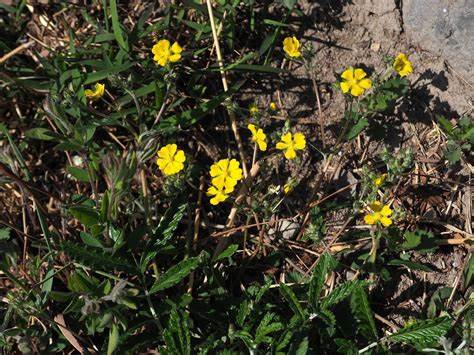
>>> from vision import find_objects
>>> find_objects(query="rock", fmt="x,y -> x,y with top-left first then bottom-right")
370,42 -> 381,52
403,0 -> 474,81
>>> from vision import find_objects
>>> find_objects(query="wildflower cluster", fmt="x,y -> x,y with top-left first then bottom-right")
207,159 -> 243,205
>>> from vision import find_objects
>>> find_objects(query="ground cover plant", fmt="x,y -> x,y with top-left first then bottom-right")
0,1 -> 473,354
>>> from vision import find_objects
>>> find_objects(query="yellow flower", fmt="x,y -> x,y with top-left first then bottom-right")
152,39 -> 183,67
84,83 -> 105,101
249,104 -> 259,116
283,183 -> 292,194
283,36 -> 301,58
364,201 -> 393,227
156,144 -> 186,176
393,53 -> 413,77
276,132 -> 306,160
374,173 -> 387,187
248,124 -> 267,151
209,158 -> 243,192
340,67 -> 372,97
269,102 -> 278,111
207,185 -> 229,205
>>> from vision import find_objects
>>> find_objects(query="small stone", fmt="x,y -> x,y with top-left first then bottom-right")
370,42 -> 381,52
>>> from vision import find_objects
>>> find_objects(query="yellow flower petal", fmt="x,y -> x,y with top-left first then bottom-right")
171,42 -> 183,54
393,53 -> 413,77
84,83 -> 105,101
293,132 -> 306,150
358,78 -> 372,89
380,205 -> 392,217
283,36 -> 301,58
156,158 -> 168,170
364,214 -> 377,225
341,68 -> 354,80
380,216 -> 392,227
280,132 -> 292,144
248,124 -> 257,136
211,176 -> 226,189
257,140 -> 267,151
284,148 -> 297,160
174,150 -> 186,163
276,142 -> 289,150
374,174 -> 387,187
340,81 -> 351,93
354,68 -> 367,80
168,53 -> 181,63
350,85 -> 364,97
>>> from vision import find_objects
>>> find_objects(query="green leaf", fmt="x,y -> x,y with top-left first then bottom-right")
346,118 -> 369,141
107,323 -> 120,355
213,244 -> 238,261
321,280 -> 365,309
282,0 -> 297,10
80,232 -> 103,248
388,259 -> 434,272
69,205 -> 100,228
62,241 -> 136,273
159,79 -> 245,134
141,202 -> 188,273
437,115 -> 454,136
387,316 -> 451,348
42,269 -> 54,293
67,269 -> 98,293
444,143 -> 462,165
67,166 -> 90,182
280,283 -> 306,321
427,287 -> 452,319
110,0 -> 129,51
149,256 -> 201,294
263,19 -> 290,27
0,228 -> 11,240
402,230 -> 437,254
334,339 -> 358,355
294,336 -> 309,355
308,252 -> 337,309
25,128 -> 58,141
350,285 -> 377,340
464,254 -> 474,290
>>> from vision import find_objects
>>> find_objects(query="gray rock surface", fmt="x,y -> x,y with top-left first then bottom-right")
403,0 -> 474,81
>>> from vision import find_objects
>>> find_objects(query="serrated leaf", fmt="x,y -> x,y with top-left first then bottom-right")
69,205 -> 100,228
308,252 -> 337,309
387,316 -> 451,347
25,128 -> 58,141
350,285 -> 377,340
321,280 -> 365,309
107,323 -> 119,355
149,256 -> 200,294
62,241 -> 136,273
255,312 -> 283,344
280,283 -> 306,321
213,244 -> 238,261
